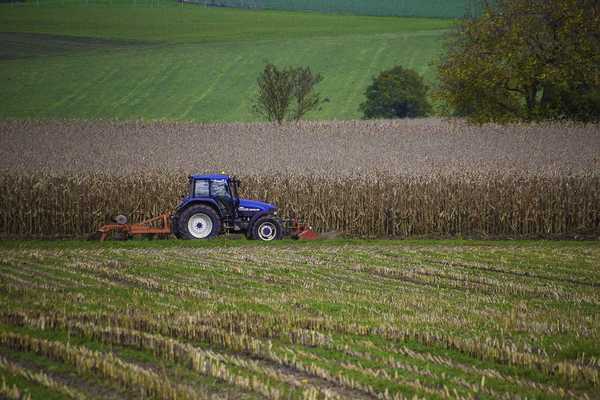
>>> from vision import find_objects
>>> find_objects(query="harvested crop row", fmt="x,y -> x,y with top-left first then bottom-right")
1,243 -> 599,398
5,244 -> 599,345
1,315 -> 353,400
0,332 -> 204,400
4,309 -> 596,393
0,377 -> 31,400
1,312 -> 484,399
0,356 -> 88,400
3,314 -> 575,399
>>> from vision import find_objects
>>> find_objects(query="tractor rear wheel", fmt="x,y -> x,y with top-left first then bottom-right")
250,216 -> 283,241
177,205 -> 221,240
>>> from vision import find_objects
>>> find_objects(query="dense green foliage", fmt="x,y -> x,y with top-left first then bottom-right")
360,65 -> 431,119
437,0 -> 600,123
1,240 -> 599,399
193,0 -> 476,18
0,1 -> 452,122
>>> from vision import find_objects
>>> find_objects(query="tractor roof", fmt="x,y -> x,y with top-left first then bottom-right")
190,173 -> 230,180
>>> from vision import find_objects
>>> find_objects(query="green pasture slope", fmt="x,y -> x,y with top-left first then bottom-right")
0,0 -> 454,122
0,239 -> 599,399
194,0 -> 475,18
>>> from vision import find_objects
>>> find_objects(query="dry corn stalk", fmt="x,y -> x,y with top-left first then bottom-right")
0,171 -> 599,239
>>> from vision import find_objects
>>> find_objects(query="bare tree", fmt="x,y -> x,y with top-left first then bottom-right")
292,66 -> 323,121
253,63 -> 323,124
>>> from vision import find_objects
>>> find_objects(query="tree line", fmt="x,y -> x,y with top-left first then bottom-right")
253,0 -> 599,124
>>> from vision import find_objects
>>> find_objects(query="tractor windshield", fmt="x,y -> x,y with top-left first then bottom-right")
211,179 -> 229,197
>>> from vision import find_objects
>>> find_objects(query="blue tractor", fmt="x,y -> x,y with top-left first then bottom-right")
173,174 -> 285,241
95,174 -> 317,241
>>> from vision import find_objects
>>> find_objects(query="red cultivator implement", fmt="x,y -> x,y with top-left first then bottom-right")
94,213 -> 318,241
95,214 -> 172,241
95,214 -> 319,241
286,219 -> 319,240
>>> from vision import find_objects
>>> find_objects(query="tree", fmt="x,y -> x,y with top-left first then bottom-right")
437,0 -> 600,123
253,64 -> 295,124
253,64 -> 323,124
360,66 -> 431,119
292,66 -> 323,121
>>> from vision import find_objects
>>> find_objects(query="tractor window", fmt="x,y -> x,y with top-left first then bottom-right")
194,180 -> 209,197
211,179 -> 230,198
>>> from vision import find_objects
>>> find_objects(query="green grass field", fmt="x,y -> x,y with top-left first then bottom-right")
1,239 -> 599,399
0,1 -> 453,122
185,0 -> 472,19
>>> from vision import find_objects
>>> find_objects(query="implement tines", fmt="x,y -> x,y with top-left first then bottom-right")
95,213 -> 173,241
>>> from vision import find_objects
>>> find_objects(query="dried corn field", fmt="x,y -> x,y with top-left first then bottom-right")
2,119 -> 600,176
1,172 -> 600,239
1,119 -> 599,238
1,241 -> 600,399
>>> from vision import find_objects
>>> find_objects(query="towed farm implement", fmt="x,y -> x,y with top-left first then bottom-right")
94,174 -> 318,241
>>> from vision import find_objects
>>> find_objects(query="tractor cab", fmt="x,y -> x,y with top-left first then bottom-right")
186,174 -> 276,217
188,174 -> 240,218
173,174 -> 283,240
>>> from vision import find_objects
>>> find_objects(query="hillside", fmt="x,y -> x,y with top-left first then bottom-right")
190,0 -> 476,18
0,1 -> 453,122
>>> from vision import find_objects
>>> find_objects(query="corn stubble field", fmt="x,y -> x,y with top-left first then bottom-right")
0,240 -> 599,400
1,119 -> 599,239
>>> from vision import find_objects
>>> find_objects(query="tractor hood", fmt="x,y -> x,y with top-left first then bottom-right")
238,199 -> 276,213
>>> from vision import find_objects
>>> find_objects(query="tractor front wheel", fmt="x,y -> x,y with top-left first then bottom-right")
250,216 -> 283,241
177,205 -> 221,240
